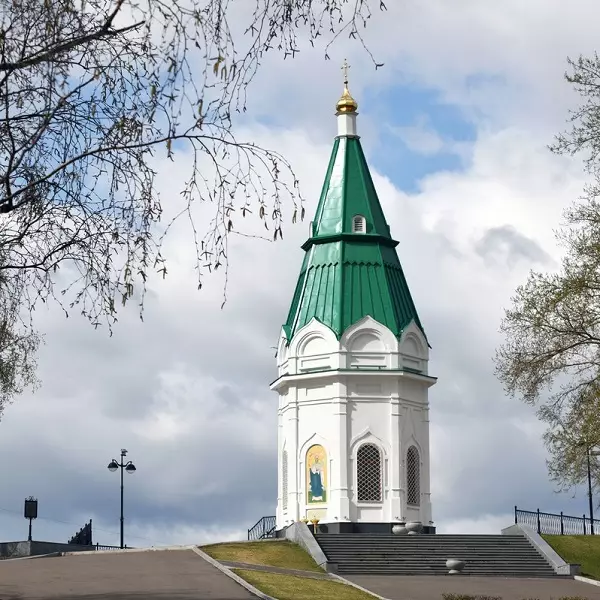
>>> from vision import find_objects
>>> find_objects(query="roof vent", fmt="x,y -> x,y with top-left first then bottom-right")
352,215 -> 366,233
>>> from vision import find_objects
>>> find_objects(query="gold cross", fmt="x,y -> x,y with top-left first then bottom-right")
342,58 -> 350,85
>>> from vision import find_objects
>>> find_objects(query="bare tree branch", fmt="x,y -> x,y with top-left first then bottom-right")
0,0 -> 384,415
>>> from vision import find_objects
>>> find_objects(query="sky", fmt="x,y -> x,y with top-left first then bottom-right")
1,0 -> 599,548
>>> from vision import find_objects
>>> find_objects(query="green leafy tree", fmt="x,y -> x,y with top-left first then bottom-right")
495,53 -> 600,489
496,54 -> 600,410
540,388 -> 600,501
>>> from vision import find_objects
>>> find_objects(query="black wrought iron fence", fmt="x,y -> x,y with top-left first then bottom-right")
69,519 -> 93,546
515,506 -> 600,535
247,516 -> 276,540
68,519 -> 132,549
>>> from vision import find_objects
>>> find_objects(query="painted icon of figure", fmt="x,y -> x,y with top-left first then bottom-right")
309,457 -> 324,500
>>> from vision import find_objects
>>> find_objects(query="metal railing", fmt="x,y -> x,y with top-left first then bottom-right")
247,516 -> 276,541
94,544 -> 131,550
515,506 -> 600,535
68,519 -> 93,546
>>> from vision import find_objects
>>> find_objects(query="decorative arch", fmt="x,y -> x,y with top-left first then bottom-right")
350,427 -> 389,458
402,334 -> 422,358
299,334 -> 328,357
349,332 -> 385,353
341,316 -> 398,354
352,214 -> 366,233
400,321 -> 429,359
406,445 -> 420,506
356,443 -> 383,502
288,318 -> 337,358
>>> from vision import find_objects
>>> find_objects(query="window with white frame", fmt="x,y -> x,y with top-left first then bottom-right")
406,446 -> 420,506
352,214 -> 366,233
282,450 -> 288,511
357,443 -> 382,502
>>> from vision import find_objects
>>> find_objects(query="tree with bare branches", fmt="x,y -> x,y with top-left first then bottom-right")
0,0 -> 385,411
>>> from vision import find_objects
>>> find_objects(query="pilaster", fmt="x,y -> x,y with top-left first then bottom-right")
332,380 -> 350,521
289,386 -> 300,523
389,393 -> 402,521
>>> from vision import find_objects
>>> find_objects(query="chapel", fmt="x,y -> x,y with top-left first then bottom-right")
271,64 -> 437,534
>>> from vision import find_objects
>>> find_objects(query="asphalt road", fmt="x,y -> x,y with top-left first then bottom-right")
0,549 -> 257,600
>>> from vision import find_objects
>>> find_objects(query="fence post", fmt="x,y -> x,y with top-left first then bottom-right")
560,511 -> 564,535
514,505 -> 517,525
536,508 -> 541,534
583,515 -> 587,535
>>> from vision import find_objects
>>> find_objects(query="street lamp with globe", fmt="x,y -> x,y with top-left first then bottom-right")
107,449 -> 137,549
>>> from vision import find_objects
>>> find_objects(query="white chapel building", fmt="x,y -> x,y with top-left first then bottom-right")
270,74 -> 437,535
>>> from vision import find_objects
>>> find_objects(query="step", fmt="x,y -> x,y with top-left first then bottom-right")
332,563 -> 554,573
328,555 -> 550,560
336,573 -> 556,576
315,536 -> 528,539
321,546 -> 548,556
314,533 -> 560,577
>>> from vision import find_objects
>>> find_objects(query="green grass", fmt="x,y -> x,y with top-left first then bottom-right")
232,569 -> 379,600
543,534 -> 600,580
201,540 -> 323,573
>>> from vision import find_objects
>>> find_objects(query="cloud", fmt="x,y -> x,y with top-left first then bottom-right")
392,116 -> 446,156
475,225 -> 553,269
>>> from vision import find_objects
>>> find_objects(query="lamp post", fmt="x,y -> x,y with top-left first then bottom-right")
586,446 -> 600,535
107,449 -> 137,549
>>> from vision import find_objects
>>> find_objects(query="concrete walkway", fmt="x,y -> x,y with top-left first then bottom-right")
0,548 -> 257,600
348,574 -> 600,600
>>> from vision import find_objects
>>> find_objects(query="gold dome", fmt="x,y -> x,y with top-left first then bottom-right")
336,85 -> 358,113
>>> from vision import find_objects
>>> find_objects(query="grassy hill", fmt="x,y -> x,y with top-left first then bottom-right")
202,540 -> 323,572
543,534 -> 600,580
201,540 -> 380,600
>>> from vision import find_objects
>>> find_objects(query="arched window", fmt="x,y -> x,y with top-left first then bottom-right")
352,214 -> 366,233
406,446 -> 420,506
282,450 -> 288,511
357,443 -> 382,502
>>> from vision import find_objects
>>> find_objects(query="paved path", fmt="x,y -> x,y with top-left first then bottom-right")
348,574 -> 600,600
0,549 -> 257,600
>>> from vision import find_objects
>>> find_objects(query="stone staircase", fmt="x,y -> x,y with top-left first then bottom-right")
314,534 -> 561,577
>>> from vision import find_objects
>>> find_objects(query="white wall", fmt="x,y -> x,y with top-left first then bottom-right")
273,317 -> 436,530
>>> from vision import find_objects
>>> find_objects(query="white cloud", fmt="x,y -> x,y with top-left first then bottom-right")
439,513 -> 515,535
391,116 -> 446,156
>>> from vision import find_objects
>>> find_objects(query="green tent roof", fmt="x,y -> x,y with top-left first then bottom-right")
283,134 -> 427,343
